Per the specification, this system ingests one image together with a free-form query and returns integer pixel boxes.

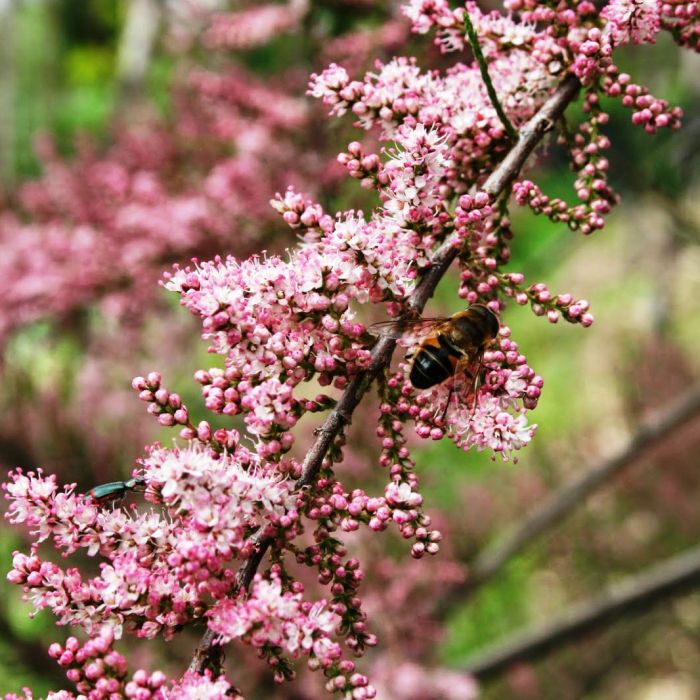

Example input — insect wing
[366,317,452,342]
[452,352,486,408]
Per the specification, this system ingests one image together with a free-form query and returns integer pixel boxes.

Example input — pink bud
[59,651,74,666]
[6,569,26,584]
[474,191,490,207]
[411,542,426,559]
[173,408,189,424]
[26,571,43,586]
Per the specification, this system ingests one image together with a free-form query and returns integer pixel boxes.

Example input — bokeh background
[0,1,699,698]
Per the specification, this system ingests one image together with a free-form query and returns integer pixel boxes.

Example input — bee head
[470,303,500,339]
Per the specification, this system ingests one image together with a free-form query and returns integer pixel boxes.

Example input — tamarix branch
[3,1,697,698]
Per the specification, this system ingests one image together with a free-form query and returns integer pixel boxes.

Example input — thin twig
[188,73,582,675]
[466,383,700,590]
[463,11,518,142]
[462,544,700,680]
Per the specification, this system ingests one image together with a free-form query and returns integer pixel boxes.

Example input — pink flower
[402,0,456,36]
[163,670,234,699]
[450,395,537,460]
[208,572,356,685]
[308,64,353,116]
[382,124,452,226]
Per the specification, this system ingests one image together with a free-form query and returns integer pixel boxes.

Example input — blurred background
[0,1,699,698]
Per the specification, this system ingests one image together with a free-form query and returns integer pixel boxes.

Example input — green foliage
[13,0,121,176]
[0,534,57,697]
[55,0,121,46]
[442,554,539,662]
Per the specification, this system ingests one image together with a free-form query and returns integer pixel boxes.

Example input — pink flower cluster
[602,0,662,44]
[0,64,314,343]
[381,124,452,227]
[164,247,367,440]
[165,169,448,441]
[4,439,296,639]
[4,627,238,700]
[208,570,374,694]
[164,0,690,492]
[203,0,309,50]
[660,0,700,50]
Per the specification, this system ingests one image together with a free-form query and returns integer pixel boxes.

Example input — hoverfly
[87,477,146,505]
[368,304,500,409]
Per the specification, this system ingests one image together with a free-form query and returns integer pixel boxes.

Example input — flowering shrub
[0,0,408,492]
[0,64,312,342]
[4,1,698,698]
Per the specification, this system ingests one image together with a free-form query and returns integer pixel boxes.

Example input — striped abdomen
[409,337,458,390]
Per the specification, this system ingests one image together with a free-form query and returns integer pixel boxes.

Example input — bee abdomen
[410,345,453,389]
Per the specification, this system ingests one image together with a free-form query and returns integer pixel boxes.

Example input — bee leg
[440,383,454,424]
[403,307,423,322]
[469,356,484,418]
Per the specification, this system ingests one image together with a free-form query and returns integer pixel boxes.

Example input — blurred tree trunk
[0,0,17,186]
[116,0,162,107]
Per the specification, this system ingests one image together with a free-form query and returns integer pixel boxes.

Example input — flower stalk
[463,11,518,142]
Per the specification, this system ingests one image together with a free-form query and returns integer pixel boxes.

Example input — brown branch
[462,544,700,680]
[188,73,582,675]
[466,383,700,590]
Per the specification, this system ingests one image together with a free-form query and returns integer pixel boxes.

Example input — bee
[368,304,500,403]
[87,477,145,505]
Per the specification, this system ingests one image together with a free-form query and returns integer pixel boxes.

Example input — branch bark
[466,383,700,590]
[188,73,582,675]
[462,544,700,680]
